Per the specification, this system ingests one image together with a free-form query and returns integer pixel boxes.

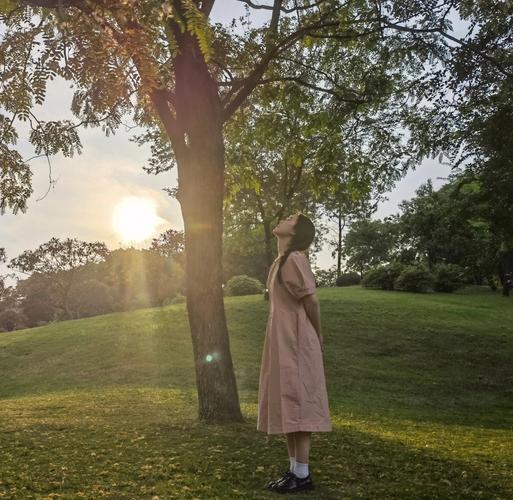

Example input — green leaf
[0,0,16,13]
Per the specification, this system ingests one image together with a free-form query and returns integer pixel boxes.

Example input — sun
[112,196,166,244]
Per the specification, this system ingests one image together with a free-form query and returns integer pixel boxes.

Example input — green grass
[1,286,512,499]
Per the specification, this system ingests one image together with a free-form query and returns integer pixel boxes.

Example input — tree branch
[269,0,283,34]
[20,0,85,7]
[276,53,365,98]
[222,13,340,121]
[21,0,186,157]
[236,0,327,13]
[257,76,366,103]
[382,19,512,77]
[150,88,188,163]
[200,0,215,16]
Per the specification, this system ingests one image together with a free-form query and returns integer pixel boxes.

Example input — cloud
[1,79,181,281]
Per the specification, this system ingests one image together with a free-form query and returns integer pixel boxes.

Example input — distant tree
[0,248,27,331]
[13,245,185,324]
[342,218,399,276]
[0,248,18,303]
[222,223,269,285]
[404,1,513,289]
[150,228,186,269]
[224,84,326,270]
[224,57,419,273]
[398,179,498,284]
[313,265,338,288]
[1,249,22,325]
[449,168,513,293]
[98,247,185,311]
[323,195,376,280]
[68,278,115,318]
[17,274,55,326]
[150,228,185,257]
[0,309,18,331]
[8,237,108,319]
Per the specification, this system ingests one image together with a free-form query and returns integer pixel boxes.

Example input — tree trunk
[499,249,513,297]
[179,150,244,422]
[337,206,342,279]
[263,219,274,267]
[160,33,243,423]
[255,196,275,268]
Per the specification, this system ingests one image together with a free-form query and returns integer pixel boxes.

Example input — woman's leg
[285,432,296,470]
[294,431,311,464]
[293,431,312,478]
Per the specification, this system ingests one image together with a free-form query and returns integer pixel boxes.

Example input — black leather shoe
[266,470,294,490]
[272,471,315,493]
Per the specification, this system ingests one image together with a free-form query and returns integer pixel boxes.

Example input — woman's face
[272,213,298,237]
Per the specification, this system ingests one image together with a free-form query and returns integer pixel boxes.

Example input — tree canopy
[1,0,481,214]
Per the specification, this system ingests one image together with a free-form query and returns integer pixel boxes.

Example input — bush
[0,309,28,332]
[362,262,404,290]
[486,275,500,291]
[168,292,186,304]
[21,296,54,327]
[68,279,116,318]
[432,263,466,292]
[394,264,435,293]
[224,275,264,296]
[336,272,361,287]
[127,291,153,310]
[314,267,337,287]
[362,267,385,289]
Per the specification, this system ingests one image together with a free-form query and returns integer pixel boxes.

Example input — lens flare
[112,196,166,244]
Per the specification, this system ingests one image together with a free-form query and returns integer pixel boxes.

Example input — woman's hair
[276,213,315,285]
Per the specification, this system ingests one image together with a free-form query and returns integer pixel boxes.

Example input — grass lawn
[0,286,512,499]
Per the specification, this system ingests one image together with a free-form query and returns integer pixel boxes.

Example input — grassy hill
[1,286,512,499]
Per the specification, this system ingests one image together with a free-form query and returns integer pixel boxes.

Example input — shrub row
[362,262,466,293]
[336,272,362,287]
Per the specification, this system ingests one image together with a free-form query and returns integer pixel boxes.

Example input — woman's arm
[301,294,324,352]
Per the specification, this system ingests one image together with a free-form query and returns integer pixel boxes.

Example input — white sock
[289,456,296,472]
[294,461,309,478]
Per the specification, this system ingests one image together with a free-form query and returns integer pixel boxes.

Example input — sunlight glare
[112,196,166,244]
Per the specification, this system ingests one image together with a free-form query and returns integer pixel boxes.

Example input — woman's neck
[278,236,293,256]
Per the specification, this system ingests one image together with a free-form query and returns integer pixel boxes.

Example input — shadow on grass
[0,420,510,499]
[0,388,511,499]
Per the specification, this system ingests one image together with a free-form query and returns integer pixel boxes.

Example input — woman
[257,212,332,493]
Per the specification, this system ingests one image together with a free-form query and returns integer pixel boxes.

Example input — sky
[0,1,453,283]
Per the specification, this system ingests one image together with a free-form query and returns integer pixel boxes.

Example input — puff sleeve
[281,252,317,300]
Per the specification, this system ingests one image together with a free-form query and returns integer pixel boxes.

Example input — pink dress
[257,250,332,434]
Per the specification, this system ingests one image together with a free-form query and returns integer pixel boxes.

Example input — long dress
[257,250,332,434]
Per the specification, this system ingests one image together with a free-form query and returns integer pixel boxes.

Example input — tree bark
[157,31,244,423]
[180,154,244,422]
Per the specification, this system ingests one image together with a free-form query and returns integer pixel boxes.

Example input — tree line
[0,230,186,331]
[340,174,513,296]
